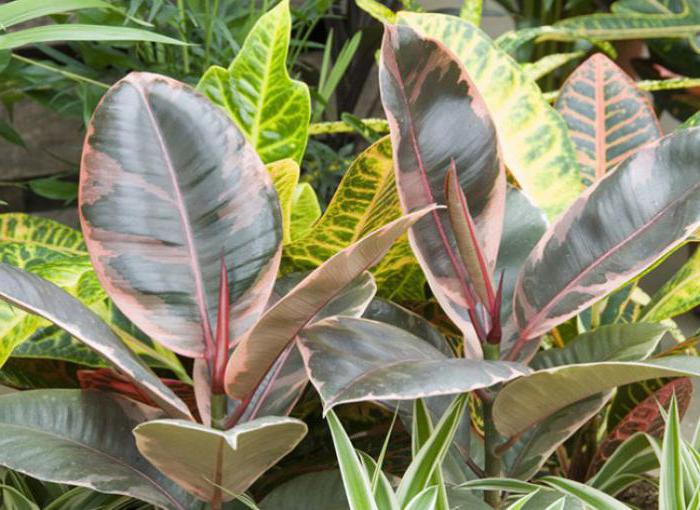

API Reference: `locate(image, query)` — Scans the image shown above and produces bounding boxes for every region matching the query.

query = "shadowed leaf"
[0,390,193,510]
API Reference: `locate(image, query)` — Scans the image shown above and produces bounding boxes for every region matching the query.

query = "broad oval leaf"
[493,356,700,437]
[509,127,700,360]
[379,23,504,355]
[260,470,348,510]
[531,323,668,369]
[224,206,435,401]
[0,389,192,510]
[283,137,425,301]
[0,263,191,419]
[399,12,583,219]
[80,72,283,357]
[197,0,310,164]
[555,53,662,186]
[298,316,530,411]
[134,417,307,502]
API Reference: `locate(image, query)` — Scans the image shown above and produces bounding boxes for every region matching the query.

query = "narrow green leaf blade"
[326,411,379,510]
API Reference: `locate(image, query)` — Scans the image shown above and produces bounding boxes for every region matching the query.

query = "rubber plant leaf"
[80,72,283,357]
[508,127,700,361]
[225,205,436,401]
[379,23,504,356]
[0,264,191,419]
[0,390,193,510]
[493,356,700,437]
[298,316,530,412]
[398,12,583,219]
[134,417,307,503]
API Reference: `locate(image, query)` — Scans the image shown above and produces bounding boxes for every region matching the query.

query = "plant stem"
[204,0,220,68]
[176,0,190,74]
[211,393,228,430]
[11,54,110,90]
[482,345,502,508]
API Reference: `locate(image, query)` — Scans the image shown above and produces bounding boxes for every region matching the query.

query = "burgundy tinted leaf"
[556,54,662,185]
[0,264,192,419]
[587,377,692,478]
[508,127,700,361]
[212,257,230,394]
[379,24,504,356]
[78,368,199,420]
[80,72,282,358]
[445,163,495,309]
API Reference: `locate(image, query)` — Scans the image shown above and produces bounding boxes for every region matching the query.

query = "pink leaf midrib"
[135,83,215,355]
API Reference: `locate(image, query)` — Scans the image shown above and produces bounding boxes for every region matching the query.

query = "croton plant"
[2,3,700,510]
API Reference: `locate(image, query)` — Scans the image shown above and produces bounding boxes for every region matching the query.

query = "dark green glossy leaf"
[0,390,192,510]
[260,471,348,510]
[80,72,283,357]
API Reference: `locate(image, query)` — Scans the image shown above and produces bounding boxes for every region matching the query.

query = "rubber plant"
[296,19,700,508]
[0,72,433,509]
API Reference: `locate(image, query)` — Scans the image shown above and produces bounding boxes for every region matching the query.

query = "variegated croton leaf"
[197,0,310,165]
[587,377,693,478]
[555,53,662,186]
[80,72,283,358]
[379,23,504,357]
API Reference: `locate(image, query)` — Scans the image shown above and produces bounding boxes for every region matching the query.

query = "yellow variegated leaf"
[290,183,321,242]
[0,214,185,376]
[267,159,300,244]
[197,0,310,164]
[282,137,425,300]
[398,12,583,219]
[0,213,86,262]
